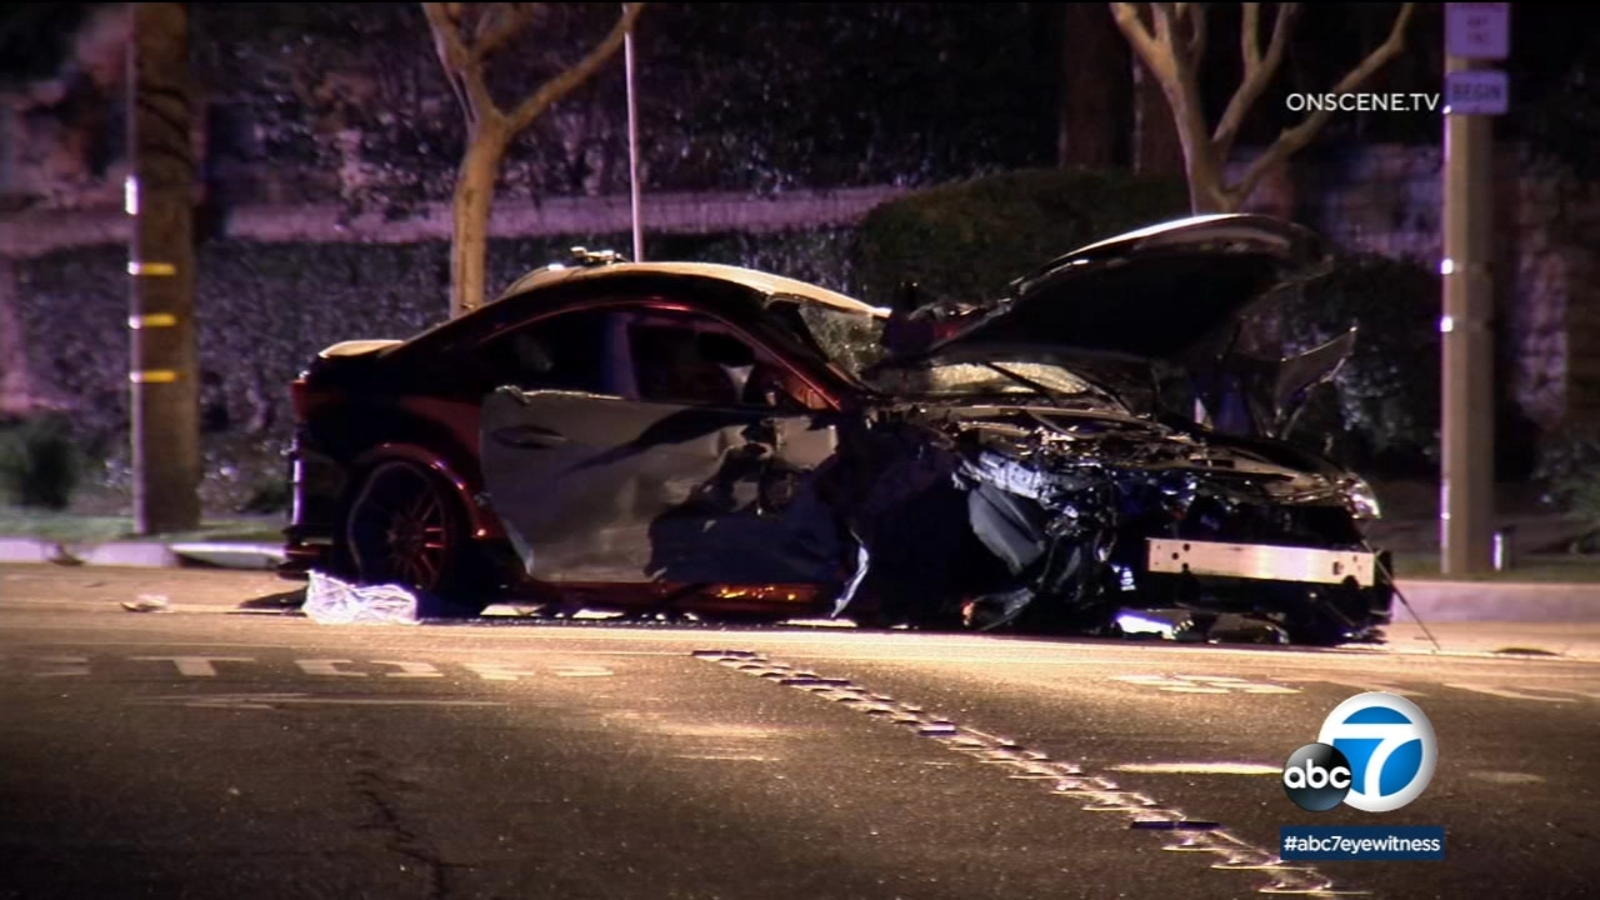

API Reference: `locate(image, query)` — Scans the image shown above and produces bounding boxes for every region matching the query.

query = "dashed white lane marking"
[1275,677,1426,697]
[132,693,506,710]
[552,666,614,677]
[33,655,90,677]
[696,649,1363,897]
[1112,674,1301,694]
[1468,771,1547,785]
[10,656,627,680]
[129,655,256,677]
[1111,762,1283,776]
[294,659,368,677]
[1444,684,1580,703]
[463,662,543,681]
[370,660,444,678]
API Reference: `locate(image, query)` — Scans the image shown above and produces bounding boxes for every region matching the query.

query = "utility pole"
[127,2,201,534]
[1439,4,1508,574]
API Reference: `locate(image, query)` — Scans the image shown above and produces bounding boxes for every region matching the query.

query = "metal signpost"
[624,8,643,263]
[1440,3,1508,574]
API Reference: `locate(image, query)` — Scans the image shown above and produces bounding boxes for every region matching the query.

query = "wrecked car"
[281,216,1393,644]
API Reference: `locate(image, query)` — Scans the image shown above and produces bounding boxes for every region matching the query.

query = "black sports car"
[282,214,1393,644]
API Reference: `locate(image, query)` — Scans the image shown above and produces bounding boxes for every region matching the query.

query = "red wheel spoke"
[414,552,439,585]
[418,495,442,525]
[351,465,456,595]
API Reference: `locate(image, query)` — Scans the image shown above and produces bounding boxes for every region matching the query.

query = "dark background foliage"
[853,167,1190,308]
[179,2,1061,209]
[1263,254,1442,474]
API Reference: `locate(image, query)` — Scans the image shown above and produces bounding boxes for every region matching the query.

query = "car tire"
[342,460,486,614]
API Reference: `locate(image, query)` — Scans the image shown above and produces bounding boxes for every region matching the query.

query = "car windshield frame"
[761,294,891,386]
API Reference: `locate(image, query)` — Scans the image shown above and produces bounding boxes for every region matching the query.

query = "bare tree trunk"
[1168,102,1234,213]
[449,121,508,318]
[1111,2,1414,216]
[1131,58,1184,179]
[424,3,644,320]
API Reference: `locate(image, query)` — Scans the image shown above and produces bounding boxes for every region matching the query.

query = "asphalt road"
[2,565,1598,900]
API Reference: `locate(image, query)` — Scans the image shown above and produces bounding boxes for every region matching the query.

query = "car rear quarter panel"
[298,391,504,541]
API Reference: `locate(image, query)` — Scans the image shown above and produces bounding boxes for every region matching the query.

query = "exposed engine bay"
[826,402,1391,646]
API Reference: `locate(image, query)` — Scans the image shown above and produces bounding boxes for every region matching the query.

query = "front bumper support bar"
[1146,539,1376,588]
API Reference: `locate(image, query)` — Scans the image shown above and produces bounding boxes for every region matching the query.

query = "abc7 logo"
[1283,692,1437,813]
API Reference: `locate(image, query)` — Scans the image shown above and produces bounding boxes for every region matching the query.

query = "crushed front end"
[933,408,1392,645]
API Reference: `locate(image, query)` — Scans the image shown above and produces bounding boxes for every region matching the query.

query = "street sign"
[1445,69,1508,116]
[1446,3,1509,60]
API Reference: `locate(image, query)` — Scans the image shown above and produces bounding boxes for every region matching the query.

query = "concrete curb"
[80,542,181,568]
[0,538,55,564]
[0,536,284,570]
[1392,580,1600,624]
[166,542,287,571]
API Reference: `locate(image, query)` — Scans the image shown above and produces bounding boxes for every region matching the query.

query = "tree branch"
[421,2,499,128]
[1110,3,1174,83]
[1240,2,1261,69]
[1230,2,1414,206]
[507,2,644,133]
[1213,2,1297,161]
[1160,4,1220,188]
[1149,2,1175,49]
[468,3,535,64]
[1183,3,1207,71]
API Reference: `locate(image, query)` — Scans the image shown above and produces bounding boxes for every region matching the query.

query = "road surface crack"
[351,767,473,899]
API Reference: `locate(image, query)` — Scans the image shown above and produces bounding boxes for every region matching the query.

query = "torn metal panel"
[966,481,1052,576]
[481,387,844,586]
[862,398,1396,643]
[1194,329,1359,439]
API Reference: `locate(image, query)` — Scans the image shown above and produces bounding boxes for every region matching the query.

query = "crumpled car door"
[480,386,845,586]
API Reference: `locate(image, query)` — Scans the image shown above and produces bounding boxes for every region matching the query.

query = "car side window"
[625,311,820,410]
[474,308,617,394]
[627,314,742,406]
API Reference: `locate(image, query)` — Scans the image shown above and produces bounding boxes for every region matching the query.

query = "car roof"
[497,261,889,317]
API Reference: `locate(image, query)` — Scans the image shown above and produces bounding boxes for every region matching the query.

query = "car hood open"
[881,214,1347,438]
[935,214,1328,361]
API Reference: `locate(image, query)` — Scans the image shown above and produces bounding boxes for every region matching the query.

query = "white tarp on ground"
[302,571,420,625]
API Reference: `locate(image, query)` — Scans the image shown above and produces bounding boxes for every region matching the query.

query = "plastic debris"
[122,594,169,613]
[302,571,420,625]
